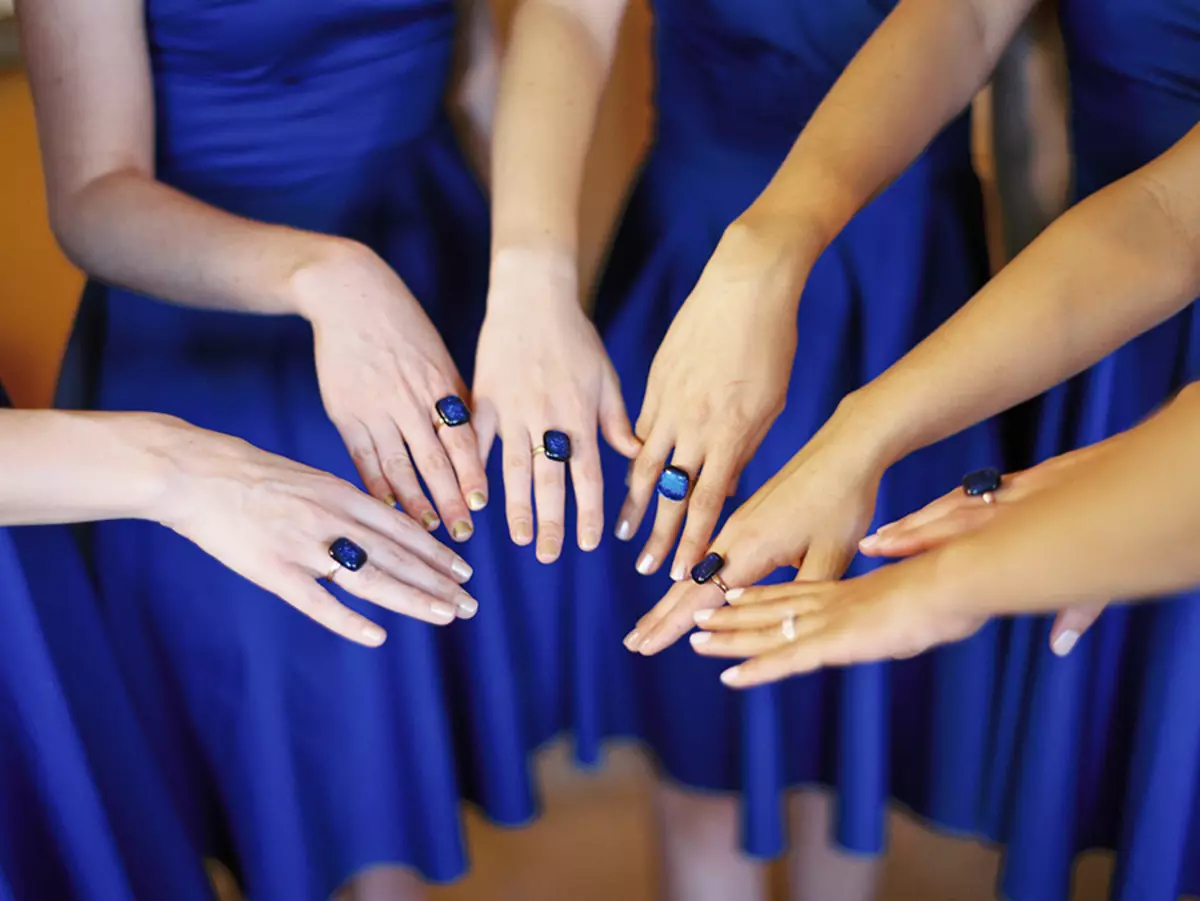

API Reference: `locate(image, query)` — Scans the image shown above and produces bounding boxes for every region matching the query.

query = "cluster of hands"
[158,235,1101,684]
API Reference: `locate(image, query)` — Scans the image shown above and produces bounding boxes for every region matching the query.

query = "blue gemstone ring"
[533,430,572,463]
[435,395,471,428]
[691,551,729,592]
[657,465,691,502]
[327,537,368,581]
[961,467,1002,504]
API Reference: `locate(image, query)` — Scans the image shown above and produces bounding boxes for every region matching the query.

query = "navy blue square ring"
[961,467,1002,504]
[327,537,368,582]
[691,551,729,593]
[533,430,572,463]
[435,395,471,428]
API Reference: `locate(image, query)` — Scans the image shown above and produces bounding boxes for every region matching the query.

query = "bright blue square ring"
[540,430,572,463]
[435,395,471,428]
[657,465,691,502]
[329,537,368,573]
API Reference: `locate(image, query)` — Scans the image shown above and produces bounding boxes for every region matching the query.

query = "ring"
[691,551,727,587]
[710,575,729,593]
[329,537,368,574]
[435,395,471,429]
[657,465,691,502]
[534,430,572,463]
[325,562,342,583]
[781,615,797,642]
[961,467,1002,505]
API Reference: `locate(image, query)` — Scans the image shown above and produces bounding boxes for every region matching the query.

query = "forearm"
[450,0,498,187]
[931,382,1200,616]
[0,409,182,526]
[844,123,1200,469]
[735,0,1035,281]
[489,0,626,287]
[51,170,350,318]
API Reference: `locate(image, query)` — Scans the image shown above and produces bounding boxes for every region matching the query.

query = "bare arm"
[450,0,500,187]
[16,0,352,320]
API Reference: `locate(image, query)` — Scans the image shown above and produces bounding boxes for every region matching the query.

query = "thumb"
[599,364,642,459]
[1049,602,1107,657]
[472,395,499,468]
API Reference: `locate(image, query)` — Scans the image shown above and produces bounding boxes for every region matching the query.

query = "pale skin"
[690,382,1200,684]
[0,409,478,644]
[626,0,1200,658]
[17,0,496,544]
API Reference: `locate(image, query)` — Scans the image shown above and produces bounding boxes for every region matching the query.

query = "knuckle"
[415,451,454,480]
[504,450,532,474]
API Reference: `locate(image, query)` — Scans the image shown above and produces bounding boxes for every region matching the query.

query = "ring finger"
[431,392,490,513]
[639,448,702,579]
[321,536,459,626]
[689,616,823,658]
[532,427,569,564]
[402,414,475,542]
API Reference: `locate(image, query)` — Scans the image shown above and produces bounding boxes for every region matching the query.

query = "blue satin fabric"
[540,0,1007,858]
[63,2,555,897]
[0,385,211,900]
[981,3,1200,900]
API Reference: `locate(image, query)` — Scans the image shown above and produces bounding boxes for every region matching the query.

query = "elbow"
[44,168,138,274]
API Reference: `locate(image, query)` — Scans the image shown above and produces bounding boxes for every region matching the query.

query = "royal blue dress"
[62,2,548,898]
[536,0,1006,858]
[0,386,212,901]
[980,3,1200,900]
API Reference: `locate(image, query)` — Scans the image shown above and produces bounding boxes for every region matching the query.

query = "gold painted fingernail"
[421,511,440,531]
[719,666,742,685]
[362,623,387,645]
[456,594,479,618]
[636,553,655,575]
[451,521,474,542]
[384,494,397,508]
[690,632,711,646]
[468,491,488,511]
[513,520,532,545]
[581,530,600,552]
[693,610,713,623]
[537,537,560,563]
[451,559,473,582]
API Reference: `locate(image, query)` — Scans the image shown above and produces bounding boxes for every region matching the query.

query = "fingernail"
[693,609,714,623]
[637,637,654,654]
[616,519,633,541]
[670,561,685,581]
[859,534,879,551]
[1051,629,1080,657]
[537,537,560,563]
[451,521,474,542]
[725,588,744,601]
[431,601,457,622]
[451,559,473,582]
[384,494,397,508]
[513,520,532,545]
[421,511,440,531]
[636,553,655,575]
[719,666,742,686]
[690,632,711,646]
[456,594,479,619]
[362,623,387,645]
[623,629,641,651]
[468,491,488,512]
[581,530,600,552]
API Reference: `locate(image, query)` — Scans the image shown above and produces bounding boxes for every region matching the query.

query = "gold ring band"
[710,575,729,593]
[325,562,342,583]
[982,491,996,505]
[531,445,546,458]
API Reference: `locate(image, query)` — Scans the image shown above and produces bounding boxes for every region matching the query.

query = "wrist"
[285,236,380,324]
[101,412,189,524]
[717,216,823,312]
[821,389,912,476]
[488,244,580,312]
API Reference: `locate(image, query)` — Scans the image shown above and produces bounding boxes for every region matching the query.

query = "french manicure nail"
[431,601,457,622]
[451,521,474,542]
[719,666,742,686]
[456,594,479,618]
[724,588,744,601]
[384,494,397,508]
[636,553,655,575]
[1051,629,1080,657]
[623,629,641,650]
[670,561,685,581]
[451,559,473,582]
[690,632,711,646]
[637,637,654,654]
[467,491,488,511]
[615,519,633,541]
[693,609,714,623]
[513,520,532,545]
[362,623,387,644]
[421,511,440,531]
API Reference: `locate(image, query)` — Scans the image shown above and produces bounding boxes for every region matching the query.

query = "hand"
[472,249,640,563]
[858,441,1118,655]
[296,240,488,542]
[616,223,803,581]
[154,419,478,646]
[688,555,986,687]
[624,400,884,655]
